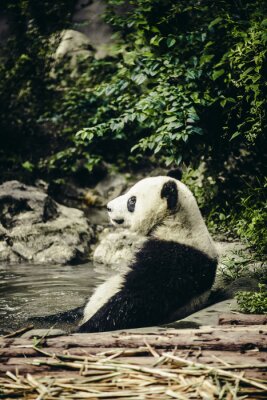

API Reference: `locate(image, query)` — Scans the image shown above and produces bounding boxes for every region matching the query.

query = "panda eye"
[127,196,136,212]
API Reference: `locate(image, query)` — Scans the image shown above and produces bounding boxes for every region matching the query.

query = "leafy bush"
[234,182,267,254]
[74,0,267,168]
[181,158,266,254]
[206,180,267,255]
[236,284,267,314]
[39,58,122,176]
[1,0,266,176]
[0,0,75,180]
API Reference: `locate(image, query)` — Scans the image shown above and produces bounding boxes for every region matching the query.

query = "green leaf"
[230,131,242,140]
[199,54,214,66]
[208,17,222,29]
[81,130,89,141]
[165,157,174,166]
[154,144,162,154]
[176,155,182,165]
[170,122,183,130]
[133,73,147,85]
[22,161,34,172]
[131,144,140,153]
[123,52,136,65]
[166,37,176,48]
[190,127,203,135]
[150,35,162,46]
[212,69,225,80]
[165,116,177,123]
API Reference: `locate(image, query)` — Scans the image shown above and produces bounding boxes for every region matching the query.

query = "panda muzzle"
[113,218,124,225]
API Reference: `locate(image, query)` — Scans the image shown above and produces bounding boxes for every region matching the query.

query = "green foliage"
[218,251,266,284]
[182,162,267,255]
[0,0,75,178]
[1,0,266,176]
[182,164,218,211]
[236,284,267,314]
[73,0,267,167]
[217,253,252,283]
[38,57,124,176]
[208,180,267,255]
[234,181,267,254]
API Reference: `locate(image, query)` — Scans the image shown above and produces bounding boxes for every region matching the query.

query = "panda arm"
[78,288,161,333]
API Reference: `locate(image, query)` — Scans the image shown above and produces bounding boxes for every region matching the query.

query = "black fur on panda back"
[78,239,217,333]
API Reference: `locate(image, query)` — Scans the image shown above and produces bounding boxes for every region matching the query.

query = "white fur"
[82,176,218,324]
[153,181,218,259]
[82,274,125,323]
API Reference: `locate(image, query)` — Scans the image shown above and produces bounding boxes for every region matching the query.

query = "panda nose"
[113,219,124,225]
[107,206,112,212]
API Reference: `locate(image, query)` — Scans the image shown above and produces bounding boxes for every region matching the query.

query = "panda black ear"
[161,180,178,211]
[167,168,183,181]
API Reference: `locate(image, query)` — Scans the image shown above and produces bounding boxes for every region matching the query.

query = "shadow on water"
[0,263,113,335]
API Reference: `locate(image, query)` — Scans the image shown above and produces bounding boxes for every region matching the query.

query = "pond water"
[0,263,113,335]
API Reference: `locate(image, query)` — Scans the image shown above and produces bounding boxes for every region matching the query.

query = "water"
[0,263,113,335]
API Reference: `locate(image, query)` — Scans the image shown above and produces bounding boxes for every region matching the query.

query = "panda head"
[107,170,184,235]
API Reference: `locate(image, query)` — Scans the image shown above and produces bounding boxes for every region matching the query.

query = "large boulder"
[55,29,94,61]
[0,181,94,264]
[94,173,128,203]
[51,29,94,77]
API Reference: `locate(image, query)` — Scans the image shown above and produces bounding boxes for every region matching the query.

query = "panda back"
[79,239,217,332]
[126,239,217,295]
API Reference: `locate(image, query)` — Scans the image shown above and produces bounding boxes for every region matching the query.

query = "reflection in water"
[0,263,113,334]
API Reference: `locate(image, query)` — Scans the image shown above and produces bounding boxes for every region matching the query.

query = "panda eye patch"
[127,196,136,212]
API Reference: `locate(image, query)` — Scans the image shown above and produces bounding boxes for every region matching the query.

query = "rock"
[35,179,48,193]
[53,29,94,76]
[86,207,109,226]
[167,299,239,329]
[213,240,265,292]
[93,229,145,270]
[21,328,66,339]
[48,181,88,209]
[0,181,94,264]
[95,173,127,203]
[215,240,247,258]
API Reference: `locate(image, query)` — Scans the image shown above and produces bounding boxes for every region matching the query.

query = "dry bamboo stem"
[162,352,267,391]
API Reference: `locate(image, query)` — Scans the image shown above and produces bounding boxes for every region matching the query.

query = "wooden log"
[2,325,265,352]
[219,313,267,326]
[1,345,267,363]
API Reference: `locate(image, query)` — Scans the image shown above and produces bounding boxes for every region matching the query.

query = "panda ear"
[161,180,178,211]
[167,168,182,181]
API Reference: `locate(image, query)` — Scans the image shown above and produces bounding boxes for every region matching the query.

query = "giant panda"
[78,170,218,333]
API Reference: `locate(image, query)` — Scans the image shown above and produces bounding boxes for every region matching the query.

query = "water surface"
[0,263,113,334]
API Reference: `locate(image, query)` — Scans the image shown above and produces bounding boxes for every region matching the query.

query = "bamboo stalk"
[162,352,267,391]
[3,325,34,338]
